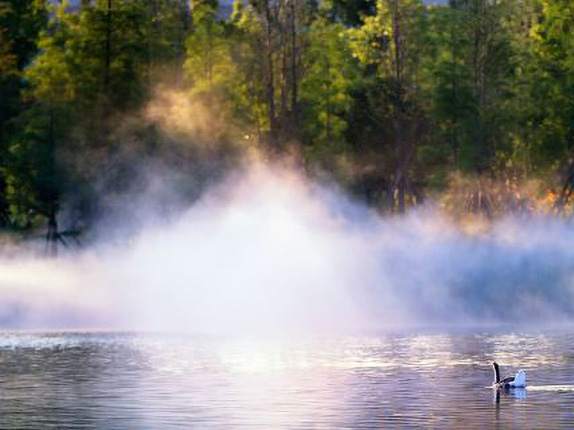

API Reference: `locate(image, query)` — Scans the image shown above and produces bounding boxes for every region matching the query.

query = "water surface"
[1,330,573,428]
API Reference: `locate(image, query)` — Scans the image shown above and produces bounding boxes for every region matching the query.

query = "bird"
[492,361,527,389]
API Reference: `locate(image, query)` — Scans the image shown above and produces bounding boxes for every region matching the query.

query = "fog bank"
[1,162,574,333]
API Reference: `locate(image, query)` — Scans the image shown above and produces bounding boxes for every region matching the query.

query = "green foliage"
[527,0,574,170]
[185,2,236,92]
[301,17,359,149]
[0,0,48,227]
[4,0,574,232]
[5,106,61,224]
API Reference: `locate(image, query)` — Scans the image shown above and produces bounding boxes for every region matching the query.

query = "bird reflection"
[494,386,527,405]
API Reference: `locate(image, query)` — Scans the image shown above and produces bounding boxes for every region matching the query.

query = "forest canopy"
[2,0,574,245]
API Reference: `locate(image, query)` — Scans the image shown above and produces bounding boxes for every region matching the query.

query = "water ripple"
[0,330,573,428]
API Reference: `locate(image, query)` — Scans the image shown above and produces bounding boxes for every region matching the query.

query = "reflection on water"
[1,330,574,428]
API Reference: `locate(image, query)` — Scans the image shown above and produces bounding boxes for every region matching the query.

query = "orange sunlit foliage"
[438,173,572,230]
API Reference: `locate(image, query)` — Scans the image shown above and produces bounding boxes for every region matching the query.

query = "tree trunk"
[392,0,407,213]
[261,0,278,147]
[289,0,299,135]
[104,0,112,101]
[472,0,487,172]
[45,208,58,258]
[450,14,458,166]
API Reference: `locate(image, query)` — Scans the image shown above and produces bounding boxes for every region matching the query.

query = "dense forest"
[2,0,574,246]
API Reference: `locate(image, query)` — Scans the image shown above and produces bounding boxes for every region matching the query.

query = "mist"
[1,159,574,334]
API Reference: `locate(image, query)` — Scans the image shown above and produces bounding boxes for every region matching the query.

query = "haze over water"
[1,162,574,332]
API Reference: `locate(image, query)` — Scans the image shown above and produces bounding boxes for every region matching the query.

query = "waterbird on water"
[492,361,527,389]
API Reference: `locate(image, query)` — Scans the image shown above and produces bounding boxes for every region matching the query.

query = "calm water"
[1,330,574,429]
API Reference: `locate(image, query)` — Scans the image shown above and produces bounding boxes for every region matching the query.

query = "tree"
[300,14,359,154]
[348,0,428,212]
[0,0,47,228]
[532,0,574,211]
[8,0,186,243]
[230,0,315,151]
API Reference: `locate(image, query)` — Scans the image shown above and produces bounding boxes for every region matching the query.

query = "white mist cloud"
[1,161,574,333]
[115,162,371,334]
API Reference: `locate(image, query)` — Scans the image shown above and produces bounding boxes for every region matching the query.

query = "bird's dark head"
[492,361,501,383]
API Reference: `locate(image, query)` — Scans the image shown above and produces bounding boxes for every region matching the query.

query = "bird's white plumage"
[510,370,527,388]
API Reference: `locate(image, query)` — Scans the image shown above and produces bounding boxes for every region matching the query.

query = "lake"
[0,330,573,428]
